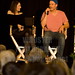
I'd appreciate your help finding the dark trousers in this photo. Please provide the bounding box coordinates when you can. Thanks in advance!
[43,31,65,57]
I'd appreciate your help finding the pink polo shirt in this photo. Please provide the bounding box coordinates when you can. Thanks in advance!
[43,10,68,32]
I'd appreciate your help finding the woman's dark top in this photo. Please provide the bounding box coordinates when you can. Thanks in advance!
[7,14,25,29]
[7,13,33,47]
[7,14,32,37]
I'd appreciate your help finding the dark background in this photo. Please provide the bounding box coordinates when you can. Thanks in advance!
[0,0,75,68]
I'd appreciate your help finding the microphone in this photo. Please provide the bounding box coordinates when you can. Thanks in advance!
[46,7,50,15]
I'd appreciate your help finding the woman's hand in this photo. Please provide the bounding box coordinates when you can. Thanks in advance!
[17,24,24,31]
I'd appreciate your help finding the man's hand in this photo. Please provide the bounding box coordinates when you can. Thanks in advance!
[17,24,24,31]
[45,8,50,15]
[58,25,65,34]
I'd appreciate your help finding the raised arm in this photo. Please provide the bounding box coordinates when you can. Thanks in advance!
[41,8,50,28]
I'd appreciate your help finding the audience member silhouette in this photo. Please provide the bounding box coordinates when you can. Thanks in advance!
[0,50,16,75]
[26,47,46,63]
[47,58,71,75]
[19,62,54,75]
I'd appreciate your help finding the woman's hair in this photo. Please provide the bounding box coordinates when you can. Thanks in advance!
[10,0,20,13]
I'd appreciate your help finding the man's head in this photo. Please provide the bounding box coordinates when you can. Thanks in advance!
[49,0,58,11]
[50,0,58,4]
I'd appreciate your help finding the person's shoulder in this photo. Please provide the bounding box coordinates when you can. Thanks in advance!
[7,10,14,15]
[7,10,23,15]
[58,10,66,13]
[57,10,64,13]
[57,10,66,15]
[18,12,23,15]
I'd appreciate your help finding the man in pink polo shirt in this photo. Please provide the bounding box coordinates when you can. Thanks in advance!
[41,0,69,58]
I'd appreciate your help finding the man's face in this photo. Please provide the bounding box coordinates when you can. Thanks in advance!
[49,1,58,11]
